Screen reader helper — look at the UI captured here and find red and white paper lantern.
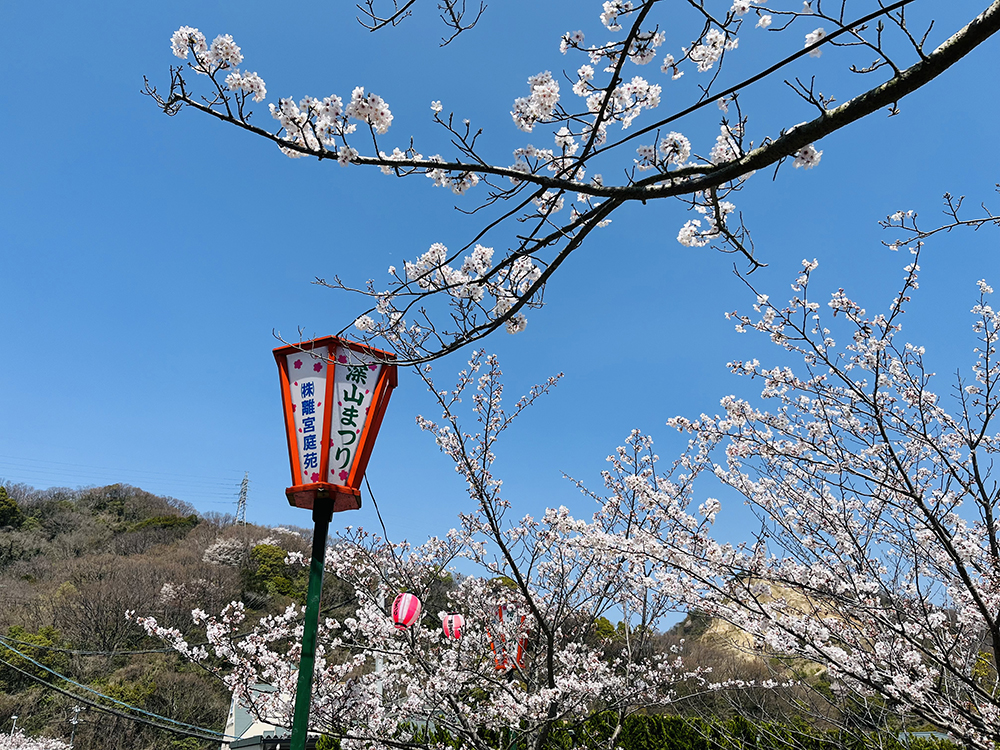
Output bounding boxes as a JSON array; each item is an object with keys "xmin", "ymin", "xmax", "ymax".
[
  {"xmin": 442, "ymin": 613, "xmax": 465, "ymax": 640},
  {"xmin": 392, "ymin": 593, "xmax": 422, "ymax": 630}
]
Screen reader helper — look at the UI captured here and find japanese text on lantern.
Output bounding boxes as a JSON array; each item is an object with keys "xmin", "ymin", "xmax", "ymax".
[
  {"xmin": 286, "ymin": 346, "xmax": 328, "ymax": 484},
  {"xmin": 329, "ymin": 348, "xmax": 382, "ymax": 485}
]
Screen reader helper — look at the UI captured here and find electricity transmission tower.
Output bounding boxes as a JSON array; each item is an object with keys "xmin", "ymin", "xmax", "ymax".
[{"xmin": 236, "ymin": 472, "xmax": 249, "ymax": 525}]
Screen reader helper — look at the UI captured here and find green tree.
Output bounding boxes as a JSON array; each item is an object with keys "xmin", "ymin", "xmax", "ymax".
[
  {"xmin": 0, "ymin": 625, "xmax": 70, "ymax": 691},
  {"xmin": 245, "ymin": 543, "xmax": 307, "ymax": 600},
  {"xmin": 0, "ymin": 486, "xmax": 25, "ymax": 529}
]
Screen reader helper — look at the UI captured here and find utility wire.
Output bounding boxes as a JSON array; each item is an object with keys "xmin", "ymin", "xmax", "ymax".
[
  {"xmin": 0, "ymin": 644, "xmax": 233, "ymax": 741},
  {"xmin": 0, "ymin": 595, "xmax": 362, "ymax": 740},
  {"xmin": 0, "ymin": 656, "xmax": 231, "ymax": 742},
  {"xmin": 0, "ymin": 634, "xmax": 181, "ymax": 656},
  {"xmin": 0, "ymin": 639, "xmax": 227, "ymax": 736},
  {"xmin": 364, "ymin": 475, "xmax": 392, "ymax": 545},
  {"xmin": 0, "ymin": 454, "xmax": 244, "ymax": 484}
]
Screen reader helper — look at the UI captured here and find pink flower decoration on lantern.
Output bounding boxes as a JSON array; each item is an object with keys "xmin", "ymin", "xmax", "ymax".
[
  {"xmin": 339, "ymin": 470, "xmax": 349, "ymax": 481},
  {"xmin": 314, "ymin": 362, "xmax": 323, "ymax": 372},
  {"xmin": 294, "ymin": 360, "xmax": 303, "ymax": 369},
  {"xmin": 310, "ymin": 472, "xmax": 320, "ymax": 482}
]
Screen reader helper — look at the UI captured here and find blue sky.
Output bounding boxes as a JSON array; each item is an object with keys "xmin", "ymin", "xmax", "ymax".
[{"xmin": 1, "ymin": 1, "xmax": 998, "ymax": 555}]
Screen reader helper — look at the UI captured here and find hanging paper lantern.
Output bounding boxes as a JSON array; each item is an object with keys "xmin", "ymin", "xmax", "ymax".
[
  {"xmin": 442, "ymin": 613, "xmax": 465, "ymax": 640},
  {"xmin": 392, "ymin": 593, "xmax": 422, "ymax": 630}
]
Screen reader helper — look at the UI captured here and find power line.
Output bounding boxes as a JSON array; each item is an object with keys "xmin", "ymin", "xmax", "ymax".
[
  {"xmin": 0, "ymin": 597, "xmax": 360, "ymax": 741},
  {"xmin": 0, "ymin": 642, "xmax": 233, "ymax": 741},
  {"xmin": 0, "ymin": 454, "xmax": 244, "ymax": 484},
  {"xmin": 0, "ymin": 656, "xmax": 231, "ymax": 742},
  {"xmin": 0, "ymin": 463, "xmax": 249, "ymax": 510},
  {"xmin": 0, "ymin": 634, "xmax": 179, "ymax": 656},
  {"xmin": 0, "ymin": 458, "xmax": 246, "ymax": 500},
  {"xmin": 0, "ymin": 468, "xmax": 243, "ymax": 497}
]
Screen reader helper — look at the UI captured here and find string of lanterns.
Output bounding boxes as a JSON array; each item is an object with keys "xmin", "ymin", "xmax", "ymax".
[
  {"xmin": 391, "ymin": 592, "xmax": 464, "ymax": 639},
  {"xmin": 389, "ymin": 593, "xmax": 526, "ymax": 671}
]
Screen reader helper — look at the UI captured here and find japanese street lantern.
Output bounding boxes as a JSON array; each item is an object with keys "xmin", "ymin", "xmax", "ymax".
[
  {"xmin": 274, "ymin": 336, "xmax": 397, "ymax": 512},
  {"xmin": 442, "ymin": 613, "xmax": 465, "ymax": 640},
  {"xmin": 392, "ymin": 593, "xmax": 422, "ymax": 630}
]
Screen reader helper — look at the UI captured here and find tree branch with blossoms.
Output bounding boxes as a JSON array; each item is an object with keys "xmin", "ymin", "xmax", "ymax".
[
  {"xmin": 145, "ymin": 1, "xmax": 1000, "ymax": 363},
  {"xmin": 881, "ymin": 188, "xmax": 1000, "ymax": 249},
  {"xmin": 562, "ymin": 248, "xmax": 1000, "ymax": 749}
]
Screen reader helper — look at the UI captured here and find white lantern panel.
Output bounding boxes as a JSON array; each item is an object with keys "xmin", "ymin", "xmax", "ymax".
[
  {"xmin": 328, "ymin": 346, "xmax": 383, "ymax": 484},
  {"xmin": 286, "ymin": 346, "xmax": 329, "ymax": 484}
]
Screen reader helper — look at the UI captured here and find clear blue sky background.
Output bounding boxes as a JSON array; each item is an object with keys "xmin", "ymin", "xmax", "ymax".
[{"xmin": 1, "ymin": 2, "xmax": 997, "ymax": 555}]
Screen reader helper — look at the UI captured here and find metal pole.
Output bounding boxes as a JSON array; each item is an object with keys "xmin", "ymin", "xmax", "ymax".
[
  {"xmin": 70, "ymin": 705, "xmax": 80, "ymax": 749},
  {"xmin": 375, "ymin": 586, "xmax": 384, "ymax": 702},
  {"xmin": 290, "ymin": 497, "xmax": 334, "ymax": 750}
]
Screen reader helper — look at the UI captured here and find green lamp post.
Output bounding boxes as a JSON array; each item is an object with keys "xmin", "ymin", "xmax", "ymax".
[{"xmin": 273, "ymin": 336, "xmax": 397, "ymax": 750}]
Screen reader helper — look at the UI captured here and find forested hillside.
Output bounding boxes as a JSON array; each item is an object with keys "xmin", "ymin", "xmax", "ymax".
[
  {"xmin": 0, "ymin": 482, "xmax": 944, "ymax": 750},
  {"xmin": 0, "ymin": 481, "xmax": 333, "ymax": 750}
]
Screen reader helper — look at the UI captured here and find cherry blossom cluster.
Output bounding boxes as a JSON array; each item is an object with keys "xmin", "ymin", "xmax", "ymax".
[
  {"xmin": 3, "ymin": 731, "xmax": 70, "ymax": 750},
  {"xmin": 634, "ymin": 131, "xmax": 691, "ymax": 172},
  {"xmin": 688, "ymin": 29, "xmax": 739, "ymax": 73},
  {"xmin": 365, "ymin": 243, "xmax": 542, "ymax": 342},
  {"xmin": 511, "ymin": 72, "xmax": 561, "ymax": 133},
  {"xmin": 424, "ymin": 155, "xmax": 481, "ymax": 194},
  {"xmin": 170, "ymin": 26, "xmax": 265, "ymax": 102},
  {"xmin": 170, "ymin": 27, "xmax": 396, "ymax": 159},
  {"xmin": 793, "ymin": 142, "xmax": 822, "ymax": 168},
  {"xmin": 676, "ymin": 192, "xmax": 737, "ymax": 248},
  {"xmin": 567, "ymin": 255, "xmax": 1000, "ymax": 750}
]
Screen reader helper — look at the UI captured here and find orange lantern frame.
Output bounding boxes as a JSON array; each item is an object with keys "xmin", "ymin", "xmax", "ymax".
[{"xmin": 274, "ymin": 336, "xmax": 397, "ymax": 513}]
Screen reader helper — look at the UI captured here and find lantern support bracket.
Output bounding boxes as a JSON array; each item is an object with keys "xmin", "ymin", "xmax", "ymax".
[{"xmin": 290, "ymin": 496, "xmax": 334, "ymax": 750}]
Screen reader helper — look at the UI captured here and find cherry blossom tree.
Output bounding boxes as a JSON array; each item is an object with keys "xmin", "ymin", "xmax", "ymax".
[
  {"xmin": 135, "ymin": 354, "xmax": 706, "ymax": 750},
  {"xmin": 561, "ymin": 249, "xmax": 1000, "ymax": 749},
  {"xmin": 134, "ymin": 222, "xmax": 1000, "ymax": 747},
  {"xmin": 146, "ymin": 2, "xmax": 1000, "ymax": 362}
]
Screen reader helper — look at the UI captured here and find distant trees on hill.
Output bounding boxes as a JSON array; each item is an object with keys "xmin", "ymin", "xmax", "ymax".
[{"xmin": 0, "ymin": 481, "xmax": 324, "ymax": 750}]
